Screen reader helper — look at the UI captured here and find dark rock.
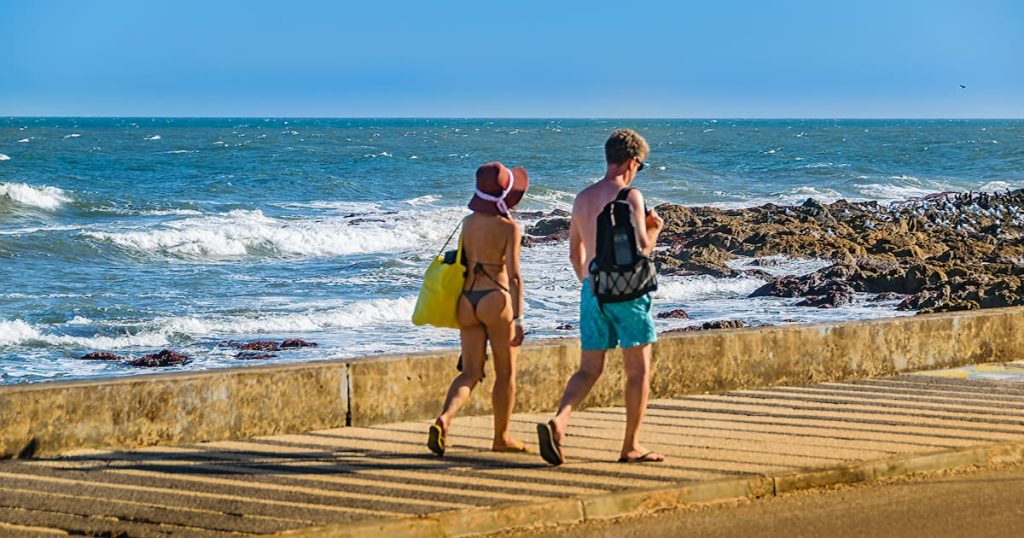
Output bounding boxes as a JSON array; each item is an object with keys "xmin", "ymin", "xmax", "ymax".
[
  {"xmin": 687, "ymin": 320, "xmax": 746, "ymax": 330},
  {"xmin": 523, "ymin": 217, "xmax": 572, "ymax": 247},
  {"xmin": 239, "ymin": 340, "xmax": 281, "ymax": 351},
  {"xmin": 555, "ymin": 324, "xmax": 574, "ymax": 330},
  {"xmin": 527, "ymin": 217, "xmax": 571, "ymax": 237},
  {"xmin": 79, "ymin": 351, "xmax": 124, "ymax": 361},
  {"xmin": 750, "ymin": 275, "xmax": 808, "ymax": 298},
  {"xmin": 281, "ymin": 338, "xmax": 318, "ymax": 348},
  {"xmin": 656, "ymin": 308, "xmax": 689, "ymax": 319},
  {"xmin": 129, "ymin": 349, "xmax": 190, "ymax": 367},
  {"xmin": 796, "ymin": 290, "xmax": 855, "ymax": 308},
  {"xmin": 868, "ymin": 292, "xmax": 904, "ymax": 302}
]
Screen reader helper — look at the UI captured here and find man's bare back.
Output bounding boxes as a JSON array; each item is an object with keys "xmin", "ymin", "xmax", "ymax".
[{"xmin": 569, "ymin": 179, "xmax": 661, "ymax": 282}]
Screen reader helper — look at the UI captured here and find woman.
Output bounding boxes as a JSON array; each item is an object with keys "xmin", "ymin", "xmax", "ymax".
[{"xmin": 428, "ymin": 162, "xmax": 529, "ymax": 455}]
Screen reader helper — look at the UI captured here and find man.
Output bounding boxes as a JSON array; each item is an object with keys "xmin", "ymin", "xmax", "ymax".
[{"xmin": 537, "ymin": 128, "xmax": 664, "ymax": 465}]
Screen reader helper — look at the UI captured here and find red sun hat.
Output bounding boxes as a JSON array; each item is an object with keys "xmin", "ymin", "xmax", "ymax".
[{"xmin": 468, "ymin": 162, "xmax": 529, "ymax": 216}]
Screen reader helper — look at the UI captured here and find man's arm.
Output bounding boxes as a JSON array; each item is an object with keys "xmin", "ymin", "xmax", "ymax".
[
  {"xmin": 568, "ymin": 201, "xmax": 586, "ymax": 282},
  {"xmin": 628, "ymin": 189, "xmax": 662, "ymax": 255}
]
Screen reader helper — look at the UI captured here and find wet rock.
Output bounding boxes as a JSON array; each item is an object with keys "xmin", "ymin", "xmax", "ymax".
[
  {"xmin": 239, "ymin": 340, "xmax": 281, "ymax": 351},
  {"xmin": 796, "ymin": 290, "xmax": 855, "ymax": 308},
  {"xmin": 527, "ymin": 217, "xmax": 571, "ymax": 237},
  {"xmin": 692, "ymin": 320, "xmax": 746, "ymax": 330},
  {"xmin": 656, "ymin": 308, "xmax": 689, "ymax": 319},
  {"xmin": 750, "ymin": 275, "xmax": 809, "ymax": 298},
  {"xmin": 129, "ymin": 350, "xmax": 190, "ymax": 367},
  {"xmin": 555, "ymin": 324, "xmax": 574, "ymax": 330},
  {"xmin": 79, "ymin": 351, "xmax": 124, "ymax": 361},
  {"xmin": 523, "ymin": 217, "xmax": 571, "ymax": 246},
  {"xmin": 868, "ymin": 292, "xmax": 904, "ymax": 302},
  {"xmin": 280, "ymin": 338, "xmax": 318, "ymax": 348}
]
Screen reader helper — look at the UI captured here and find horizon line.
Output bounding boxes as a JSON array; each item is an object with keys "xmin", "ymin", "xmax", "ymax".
[{"xmin": 4, "ymin": 115, "xmax": 1024, "ymax": 121}]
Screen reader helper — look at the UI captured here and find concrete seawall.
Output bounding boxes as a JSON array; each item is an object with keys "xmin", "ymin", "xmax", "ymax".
[{"xmin": 3, "ymin": 307, "xmax": 1023, "ymax": 458}]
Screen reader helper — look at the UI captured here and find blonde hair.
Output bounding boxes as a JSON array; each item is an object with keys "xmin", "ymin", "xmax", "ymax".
[{"xmin": 604, "ymin": 128, "xmax": 649, "ymax": 164}]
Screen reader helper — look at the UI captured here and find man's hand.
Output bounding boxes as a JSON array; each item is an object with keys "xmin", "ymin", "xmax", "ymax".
[{"xmin": 645, "ymin": 208, "xmax": 664, "ymax": 237}]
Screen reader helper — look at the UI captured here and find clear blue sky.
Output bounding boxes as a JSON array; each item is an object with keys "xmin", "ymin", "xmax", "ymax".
[{"xmin": 2, "ymin": 0, "xmax": 1022, "ymax": 117}]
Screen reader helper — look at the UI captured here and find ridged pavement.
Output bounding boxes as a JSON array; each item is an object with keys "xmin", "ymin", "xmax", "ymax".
[{"xmin": 3, "ymin": 372, "xmax": 1024, "ymax": 536}]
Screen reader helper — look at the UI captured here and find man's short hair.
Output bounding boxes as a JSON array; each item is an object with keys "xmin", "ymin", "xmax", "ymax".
[{"xmin": 604, "ymin": 128, "xmax": 649, "ymax": 165}]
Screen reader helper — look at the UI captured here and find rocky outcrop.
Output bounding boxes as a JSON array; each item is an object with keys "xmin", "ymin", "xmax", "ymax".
[
  {"xmin": 653, "ymin": 189, "xmax": 1024, "ymax": 313},
  {"xmin": 129, "ymin": 350, "xmax": 190, "ymax": 367},
  {"xmin": 656, "ymin": 308, "xmax": 689, "ymax": 319}
]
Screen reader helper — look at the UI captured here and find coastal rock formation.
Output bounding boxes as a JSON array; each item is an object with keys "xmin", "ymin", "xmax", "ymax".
[
  {"xmin": 654, "ymin": 190, "xmax": 1024, "ymax": 313},
  {"xmin": 221, "ymin": 339, "xmax": 319, "ymax": 356},
  {"xmin": 523, "ymin": 217, "xmax": 571, "ymax": 246},
  {"xmin": 281, "ymin": 338, "xmax": 318, "ymax": 348},
  {"xmin": 239, "ymin": 340, "xmax": 281, "ymax": 351},
  {"xmin": 129, "ymin": 350, "xmax": 190, "ymax": 367},
  {"xmin": 656, "ymin": 308, "xmax": 690, "ymax": 319},
  {"xmin": 661, "ymin": 319, "xmax": 748, "ymax": 335},
  {"xmin": 523, "ymin": 189, "xmax": 1024, "ymax": 314}
]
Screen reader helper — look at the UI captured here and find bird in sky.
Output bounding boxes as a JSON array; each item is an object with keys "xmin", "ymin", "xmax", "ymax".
[{"xmin": 960, "ymin": 84, "xmax": 967, "ymax": 89}]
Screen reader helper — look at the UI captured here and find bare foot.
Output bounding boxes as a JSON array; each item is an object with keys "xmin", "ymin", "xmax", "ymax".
[
  {"xmin": 492, "ymin": 438, "xmax": 530, "ymax": 453},
  {"xmin": 618, "ymin": 447, "xmax": 665, "ymax": 463}
]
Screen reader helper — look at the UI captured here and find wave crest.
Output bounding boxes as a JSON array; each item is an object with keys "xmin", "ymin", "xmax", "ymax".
[
  {"xmin": 0, "ymin": 183, "xmax": 72, "ymax": 211},
  {"xmin": 83, "ymin": 208, "xmax": 463, "ymax": 261}
]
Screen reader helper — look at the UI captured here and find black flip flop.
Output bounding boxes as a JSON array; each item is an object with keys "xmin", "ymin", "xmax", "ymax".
[
  {"xmin": 427, "ymin": 420, "xmax": 446, "ymax": 456},
  {"xmin": 536, "ymin": 420, "xmax": 564, "ymax": 466},
  {"xmin": 617, "ymin": 451, "xmax": 665, "ymax": 463}
]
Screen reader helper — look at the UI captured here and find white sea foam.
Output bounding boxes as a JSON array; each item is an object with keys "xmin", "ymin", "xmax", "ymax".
[
  {"xmin": 161, "ymin": 297, "xmax": 416, "ymax": 335},
  {"xmin": 0, "ymin": 183, "xmax": 72, "ymax": 211},
  {"xmin": 160, "ymin": 150, "xmax": 198, "ymax": 154},
  {"xmin": 145, "ymin": 135, "xmax": 161, "ymax": 141},
  {"xmin": 857, "ymin": 183, "xmax": 943, "ymax": 201},
  {"xmin": 64, "ymin": 133, "xmax": 81, "ymax": 139},
  {"xmin": 0, "ymin": 154, "xmax": 10, "ymax": 161},
  {"xmin": 981, "ymin": 181, "xmax": 1014, "ymax": 191},
  {"xmin": 727, "ymin": 255, "xmax": 831, "ymax": 277},
  {"xmin": 709, "ymin": 186, "xmax": 847, "ymax": 209},
  {"xmin": 654, "ymin": 275, "xmax": 765, "ymax": 301},
  {"xmin": 0, "ymin": 297, "xmax": 416, "ymax": 350},
  {"xmin": 0, "ymin": 320, "xmax": 39, "ymax": 346},
  {"xmin": 17, "ymin": 138, "xmax": 30, "ymax": 143},
  {"xmin": 82, "ymin": 207, "xmax": 464, "ymax": 261}
]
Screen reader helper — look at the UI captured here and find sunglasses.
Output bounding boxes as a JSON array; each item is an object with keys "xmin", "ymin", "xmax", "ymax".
[{"xmin": 636, "ymin": 159, "xmax": 646, "ymax": 172}]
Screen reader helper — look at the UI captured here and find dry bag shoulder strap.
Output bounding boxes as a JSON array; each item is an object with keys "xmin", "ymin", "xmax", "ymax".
[{"xmin": 435, "ymin": 221, "xmax": 462, "ymax": 258}]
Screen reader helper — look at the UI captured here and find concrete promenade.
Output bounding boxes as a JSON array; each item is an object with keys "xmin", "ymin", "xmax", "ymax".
[{"xmin": 3, "ymin": 366, "xmax": 1024, "ymax": 536}]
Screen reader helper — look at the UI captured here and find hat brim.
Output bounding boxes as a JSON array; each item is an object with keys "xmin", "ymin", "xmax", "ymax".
[{"xmin": 468, "ymin": 166, "xmax": 530, "ymax": 215}]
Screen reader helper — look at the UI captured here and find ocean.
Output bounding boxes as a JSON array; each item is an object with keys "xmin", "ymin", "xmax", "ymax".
[{"xmin": 1, "ymin": 118, "xmax": 1022, "ymax": 384}]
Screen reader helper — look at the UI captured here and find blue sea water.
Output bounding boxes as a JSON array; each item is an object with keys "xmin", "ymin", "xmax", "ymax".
[{"xmin": 1, "ymin": 118, "xmax": 1023, "ymax": 384}]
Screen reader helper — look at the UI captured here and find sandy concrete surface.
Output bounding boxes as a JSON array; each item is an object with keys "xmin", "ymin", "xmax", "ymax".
[
  {"xmin": 510, "ymin": 462, "xmax": 1024, "ymax": 538},
  {"xmin": 2, "ymin": 372, "xmax": 1024, "ymax": 536}
]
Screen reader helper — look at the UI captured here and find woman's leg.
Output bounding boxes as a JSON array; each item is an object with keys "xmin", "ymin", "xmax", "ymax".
[
  {"xmin": 476, "ymin": 291, "xmax": 523, "ymax": 450},
  {"xmin": 437, "ymin": 298, "xmax": 488, "ymax": 433}
]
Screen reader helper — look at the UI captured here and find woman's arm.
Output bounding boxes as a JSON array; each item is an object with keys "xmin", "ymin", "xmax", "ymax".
[{"xmin": 506, "ymin": 221, "xmax": 525, "ymax": 346}]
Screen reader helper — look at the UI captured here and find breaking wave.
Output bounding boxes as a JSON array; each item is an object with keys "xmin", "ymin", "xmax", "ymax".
[
  {"xmin": 0, "ymin": 297, "xmax": 415, "ymax": 350},
  {"xmin": 0, "ymin": 183, "xmax": 72, "ymax": 211},
  {"xmin": 82, "ymin": 207, "xmax": 464, "ymax": 261}
]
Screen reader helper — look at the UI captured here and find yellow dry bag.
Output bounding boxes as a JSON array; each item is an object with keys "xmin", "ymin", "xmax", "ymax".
[{"xmin": 412, "ymin": 225, "xmax": 465, "ymax": 329}]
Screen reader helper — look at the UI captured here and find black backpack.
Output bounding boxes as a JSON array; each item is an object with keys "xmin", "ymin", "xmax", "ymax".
[{"xmin": 588, "ymin": 187, "xmax": 658, "ymax": 305}]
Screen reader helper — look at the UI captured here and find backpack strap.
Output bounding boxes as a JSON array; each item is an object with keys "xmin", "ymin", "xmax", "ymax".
[{"xmin": 615, "ymin": 187, "xmax": 634, "ymax": 202}]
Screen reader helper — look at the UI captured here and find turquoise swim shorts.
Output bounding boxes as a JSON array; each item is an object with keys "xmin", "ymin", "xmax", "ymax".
[{"xmin": 579, "ymin": 278, "xmax": 657, "ymax": 351}]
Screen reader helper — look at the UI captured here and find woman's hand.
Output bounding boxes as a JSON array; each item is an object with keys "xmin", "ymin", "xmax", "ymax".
[{"xmin": 510, "ymin": 321, "xmax": 524, "ymax": 347}]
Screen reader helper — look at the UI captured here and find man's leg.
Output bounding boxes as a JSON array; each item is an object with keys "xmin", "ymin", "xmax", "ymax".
[
  {"xmin": 620, "ymin": 342, "xmax": 662, "ymax": 461},
  {"xmin": 551, "ymin": 349, "xmax": 606, "ymax": 441}
]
